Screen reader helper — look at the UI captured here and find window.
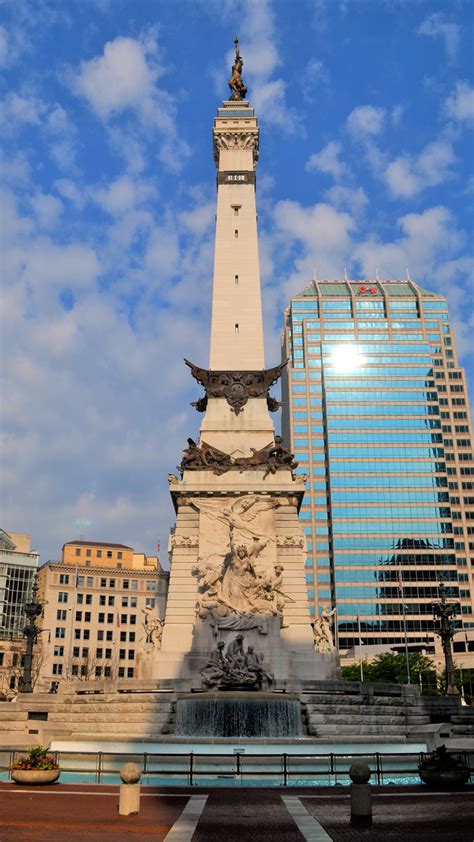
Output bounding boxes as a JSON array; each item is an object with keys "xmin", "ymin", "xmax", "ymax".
[
  {"xmin": 128, "ymin": 650, "xmax": 135, "ymax": 660},
  {"xmin": 75, "ymin": 611, "xmax": 82, "ymax": 622},
  {"xmin": 120, "ymin": 631, "xmax": 126, "ymax": 642},
  {"xmin": 59, "ymin": 574, "xmax": 69, "ymax": 585},
  {"xmin": 122, "ymin": 597, "xmax": 129, "ymax": 607},
  {"xmin": 97, "ymin": 550, "xmax": 102, "ymax": 558},
  {"xmin": 86, "ymin": 548, "xmax": 91, "ymax": 557},
  {"xmin": 146, "ymin": 598, "xmax": 156, "ymax": 609},
  {"xmin": 58, "ymin": 592, "xmax": 68, "ymax": 603},
  {"xmin": 129, "ymin": 632, "xmax": 136, "ymax": 643},
  {"xmin": 82, "ymin": 647, "xmax": 89, "ymax": 658},
  {"xmin": 52, "ymin": 663, "xmax": 63, "ymax": 675},
  {"xmin": 233, "ymin": 205, "xmax": 240, "ymax": 216},
  {"xmin": 71, "ymin": 665, "xmax": 78, "ymax": 676},
  {"xmin": 55, "ymin": 627, "xmax": 65, "ymax": 639},
  {"xmin": 104, "ymin": 666, "xmax": 111, "ymax": 678},
  {"xmin": 121, "ymin": 614, "xmax": 127, "ymax": 625},
  {"xmin": 234, "ymin": 229, "xmax": 238, "ymax": 238},
  {"xmin": 95, "ymin": 667, "xmax": 102, "ymax": 678},
  {"xmin": 106, "ymin": 631, "xmax": 113, "ymax": 641},
  {"xmin": 85, "ymin": 594, "xmax": 92, "ymax": 605},
  {"xmin": 107, "ymin": 551, "xmax": 112, "ymax": 559},
  {"xmin": 74, "ymin": 629, "xmax": 81, "ymax": 640},
  {"xmin": 131, "ymin": 580, "xmax": 138, "ymax": 591},
  {"xmin": 98, "ymin": 613, "xmax": 105, "ymax": 623},
  {"xmin": 127, "ymin": 668, "xmax": 134, "ymax": 678},
  {"xmin": 130, "ymin": 597, "xmax": 137, "ymax": 607},
  {"xmin": 119, "ymin": 649, "xmax": 126, "ymax": 660},
  {"xmin": 105, "ymin": 648, "xmax": 112, "ymax": 659},
  {"xmin": 83, "ymin": 629, "xmax": 90, "ymax": 640},
  {"xmin": 123, "ymin": 580, "xmax": 129, "ymax": 590},
  {"xmin": 84, "ymin": 612, "xmax": 91, "ymax": 623},
  {"xmin": 130, "ymin": 614, "xmax": 137, "ymax": 626},
  {"xmin": 56, "ymin": 610, "xmax": 67, "ymax": 620},
  {"xmin": 146, "ymin": 581, "xmax": 157, "ymax": 591},
  {"xmin": 77, "ymin": 593, "xmax": 84, "ymax": 604},
  {"xmin": 108, "ymin": 596, "xmax": 115, "ymax": 606},
  {"xmin": 77, "ymin": 576, "xmax": 84, "ymax": 587},
  {"xmin": 53, "ymin": 646, "xmax": 64, "ymax": 657},
  {"xmin": 118, "ymin": 667, "xmax": 125, "ymax": 678},
  {"xmin": 87, "ymin": 576, "xmax": 93, "ymax": 587},
  {"xmin": 75, "ymin": 548, "xmax": 81, "ymax": 556},
  {"xmin": 107, "ymin": 613, "xmax": 114, "ymax": 624},
  {"xmin": 109, "ymin": 579, "xmax": 115, "ymax": 588},
  {"xmin": 99, "ymin": 595, "xmax": 106, "ymax": 606},
  {"xmin": 235, "ymin": 323, "xmax": 239, "ymax": 333},
  {"xmin": 235, "ymin": 274, "xmax": 239, "ymax": 284},
  {"xmin": 97, "ymin": 630, "xmax": 104, "ymax": 641},
  {"xmin": 117, "ymin": 552, "xmax": 123, "ymax": 560},
  {"xmin": 73, "ymin": 646, "xmax": 80, "ymax": 658}
]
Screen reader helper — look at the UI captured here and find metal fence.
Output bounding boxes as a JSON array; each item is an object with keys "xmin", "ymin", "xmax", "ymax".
[{"xmin": 1, "ymin": 748, "xmax": 473, "ymax": 787}]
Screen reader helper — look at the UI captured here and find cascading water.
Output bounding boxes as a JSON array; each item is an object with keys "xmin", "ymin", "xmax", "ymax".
[{"xmin": 176, "ymin": 692, "xmax": 303, "ymax": 738}]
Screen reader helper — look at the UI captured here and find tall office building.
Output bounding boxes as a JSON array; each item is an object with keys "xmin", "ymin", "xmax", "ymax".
[
  {"xmin": 0, "ymin": 530, "xmax": 39, "ymax": 694},
  {"xmin": 281, "ymin": 279, "xmax": 474, "ymax": 661}
]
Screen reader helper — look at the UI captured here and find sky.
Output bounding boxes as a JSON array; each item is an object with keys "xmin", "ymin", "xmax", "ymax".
[{"xmin": 1, "ymin": 0, "xmax": 473, "ymax": 566}]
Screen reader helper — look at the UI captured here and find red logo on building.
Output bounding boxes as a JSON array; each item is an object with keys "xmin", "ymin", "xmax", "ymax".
[{"xmin": 358, "ymin": 284, "xmax": 377, "ymax": 295}]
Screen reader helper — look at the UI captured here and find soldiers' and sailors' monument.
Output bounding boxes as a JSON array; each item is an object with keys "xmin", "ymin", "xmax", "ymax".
[{"xmin": 151, "ymin": 38, "xmax": 337, "ymax": 709}]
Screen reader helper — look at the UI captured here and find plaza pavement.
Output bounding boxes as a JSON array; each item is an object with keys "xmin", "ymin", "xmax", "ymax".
[{"xmin": 0, "ymin": 783, "xmax": 473, "ymax": 841}]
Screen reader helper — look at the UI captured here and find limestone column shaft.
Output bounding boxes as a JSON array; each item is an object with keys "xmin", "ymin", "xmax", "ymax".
[{"xmin": 209, "ymin": 102, "xmax": 264, "ymax": 371}]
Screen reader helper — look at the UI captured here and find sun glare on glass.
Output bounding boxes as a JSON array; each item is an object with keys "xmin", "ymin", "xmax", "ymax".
[{"xmin": 329, "ymin": 344, "xmax": 366, "ymax": 373}]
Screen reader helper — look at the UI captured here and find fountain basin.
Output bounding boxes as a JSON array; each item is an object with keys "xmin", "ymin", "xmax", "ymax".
[{"xmin": 176, "ymin": 691, "xmax": 303, "ymax": 738}]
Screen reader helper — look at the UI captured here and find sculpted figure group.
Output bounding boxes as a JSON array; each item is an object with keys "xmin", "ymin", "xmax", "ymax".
[
  {"xmin": 200, "ymin": 634, "xmax": 273, "ymax": 689},
  {"xmin": 178, "ymin": 436, "xmax": 298, "ymax": 479},
  {"xmin": 192, "ymin": 523, "xmax": 292, "ymax": 622}
]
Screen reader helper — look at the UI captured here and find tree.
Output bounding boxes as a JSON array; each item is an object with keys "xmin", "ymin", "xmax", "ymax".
[{"xmin": 341, "ymin": 652, "xmax": 437, "ymax": 691}]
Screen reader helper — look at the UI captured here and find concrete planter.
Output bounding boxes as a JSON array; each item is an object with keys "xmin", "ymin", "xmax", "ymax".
[
  {"xmin": 419, "ymin": 767, "xmax": 470, "ymax": 788},
  {"xmin": 11, "ymin": 769, "xmax": 60, "ymax": 785}
]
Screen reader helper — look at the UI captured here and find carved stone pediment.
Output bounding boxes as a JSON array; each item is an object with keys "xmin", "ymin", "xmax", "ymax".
[{"xmin": 185, "ymin": 359, "xmax": 286, "ymax": 415}]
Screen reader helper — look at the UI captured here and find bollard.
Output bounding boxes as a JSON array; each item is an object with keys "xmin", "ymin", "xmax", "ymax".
[
  {"xmin": 349, "ymin": 760, "xmax": 372, "ymax": 827},
  {"xmin": 119, "ymin": 762, "xmax": 141, "ymax": 816}
]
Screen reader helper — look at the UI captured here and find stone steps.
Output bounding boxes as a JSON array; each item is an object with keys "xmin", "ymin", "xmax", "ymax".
[
  {"xmin": 312, "ymin": 723, "xmax": 406, "ymax": 737},
  {"xmin": 303, "ymin": 703, "xmax": 407, "ymax": 716},
  {"xmin": 306, "ymin": 714, "xmax": 404, "ymax": 726}
]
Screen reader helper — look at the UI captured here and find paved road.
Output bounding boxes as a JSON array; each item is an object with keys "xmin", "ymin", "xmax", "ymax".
[{"xmin": 1, "ymin": 783, "xmax": 473, "ymax": 841}]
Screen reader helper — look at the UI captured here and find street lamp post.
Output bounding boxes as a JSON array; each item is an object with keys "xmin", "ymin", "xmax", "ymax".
[
  {"xmin": 432, "ymin": 581, "xmax": 459, "ymax": 696},
  {"xmin": 18, "ymin": 577, "xmax": 42, "ymax": 694},
  {"xmin": 402, "ymin": 602, "xmax": 411, "ymax": 684}
]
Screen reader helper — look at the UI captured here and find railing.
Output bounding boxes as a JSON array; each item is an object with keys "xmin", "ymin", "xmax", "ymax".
[{"xmin": 1, "ymin": 748, "xmax": 473, "ymax": 787}]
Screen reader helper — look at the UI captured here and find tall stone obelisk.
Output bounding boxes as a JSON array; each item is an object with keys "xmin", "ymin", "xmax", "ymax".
[{"xmin": 155, "ymin": 40, "xmax": 335, "ymax": 687}]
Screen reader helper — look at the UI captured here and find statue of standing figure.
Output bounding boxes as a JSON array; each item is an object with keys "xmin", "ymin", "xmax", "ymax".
[
  {"xmin": 141, "ymin": 609, "xmax": 164, "ymax": 649},
  {"xmin": 228, "ymin": 35, "xmax": 248, "ymax": 101},
  {"xmin": 312, "ymin": 607, "xmax": 337, "ymax": 653}
]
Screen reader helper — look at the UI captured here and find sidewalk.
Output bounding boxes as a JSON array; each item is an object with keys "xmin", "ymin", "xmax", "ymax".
[{"xmin": 0, "ymin": 783, "xmax": 473, "ymax": 841}]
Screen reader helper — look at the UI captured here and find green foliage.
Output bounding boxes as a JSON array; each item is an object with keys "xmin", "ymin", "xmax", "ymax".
[
  {"xmin": 341, "ymin": 652, "xmax": 437, "ymax": 690},
  {"xmin": 11, "ymin": 745, "xmax": 59, "ymax": 771}
]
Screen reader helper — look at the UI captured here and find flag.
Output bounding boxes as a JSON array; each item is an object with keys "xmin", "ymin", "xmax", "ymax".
[
  {"xmin": 156, "ymin": 540, "xmax": 161, "ymax": 554},
  {"xmin": 397, "ymin": 574, "xmax": 403, "ymax": 593}
]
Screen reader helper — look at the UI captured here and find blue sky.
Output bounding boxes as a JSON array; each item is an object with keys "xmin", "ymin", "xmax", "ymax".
[{"xmin": 1, "ymin": 0, "xmax": 473, "ymax": 565}]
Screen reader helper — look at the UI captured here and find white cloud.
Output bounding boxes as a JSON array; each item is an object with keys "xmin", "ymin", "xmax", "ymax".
[
  {"xmin": 0, "ymin": 25, "xmax": 8, "ymax": 66},
  {"xmin": 306, "ymin": 141, "xmax": 349, "ymax": 180},
  {"xmin": 74, "ymin": 36, "xmax": 157, "ymax": 119},
  {"xmin": 418, "ymin": 13, "xmax": 460, "ymax": 62},
  {"xmin": 30, "ymin": 192, "xmax": 64, "ymax": 229},
  {"xmin": 324, "ymin": 185, "xmax": 368, "ymax": 215},
  {"xmin": 346, "ymin": 105, "xmax": 385, "ymax": 139},
  {"xmin": 92, "ymin": 176, "xmax": 157, "ymax": 216},
  {"xmin": 72, "ymin": 33, "xmax": 189, "ymax": 172},
  {"xmin": 445, "ymin": 81, "xmax": 474, "ymax": 122},
  {"xmin": 354, "ymin": 206, "xmax": 463, "ymax": 280},
  {"xmin": 0, "ymin": 92, "xmax": 45, "ymax": 131},
  {"xmin": 302, "ymin": 58, "xmax": 329, "ymax": 102},
  {"xmin": 384, "ymin": 139, "xmax": 455, "ymax": 198}
]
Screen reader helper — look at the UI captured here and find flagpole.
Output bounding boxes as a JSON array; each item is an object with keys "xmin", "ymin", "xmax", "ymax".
[
  {"xmin": 357, "ymin": 613, "xmax": 363, "ymax": 682},
  {"xmin": 399, "ymin": 573, "xmax": 411, "ymax": 684}
]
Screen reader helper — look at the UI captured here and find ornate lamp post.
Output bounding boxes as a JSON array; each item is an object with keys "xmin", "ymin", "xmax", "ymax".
[
  {"xmin": 432, "ymin": 581, "xmax": 459, "ymax": 696},
  {"xmin": 18, "ymin": 577, "xmax": 43, "ymax": 693}
]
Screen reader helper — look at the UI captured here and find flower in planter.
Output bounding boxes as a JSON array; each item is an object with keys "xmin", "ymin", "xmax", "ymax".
[
  {"xmin": 419, "ymin": 744, "xmax": 469, "ymax": 774},
  {"xmin": 11, "ymin": 745, "xmax": 59, "ymax": 771}
]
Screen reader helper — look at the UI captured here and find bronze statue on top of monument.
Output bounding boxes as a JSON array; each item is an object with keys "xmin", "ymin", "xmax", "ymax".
[{"xmin": 228, "ymin": 35, "xmax": 247, "ymax": 101}]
